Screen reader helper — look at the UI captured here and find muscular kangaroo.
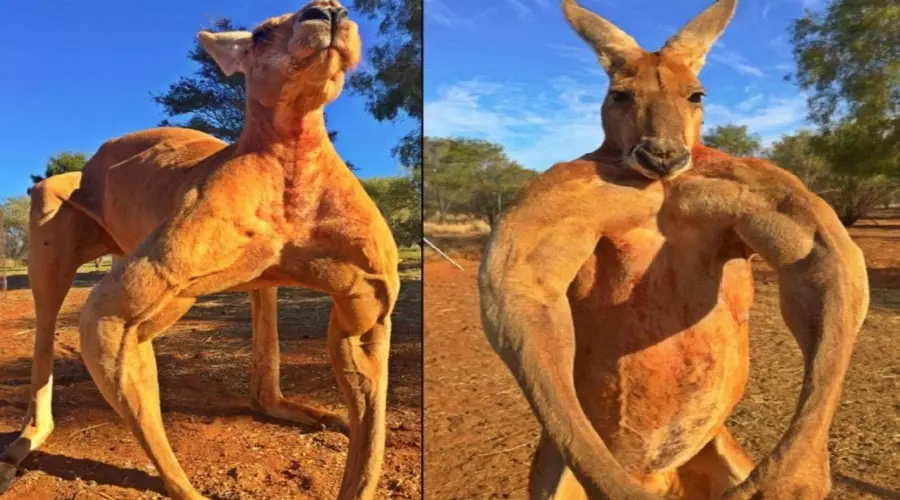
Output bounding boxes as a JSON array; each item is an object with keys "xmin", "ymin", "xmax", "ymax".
[
  {"xmin": 479, "ymin": 1, "xmax": 869, "ymax": 498},
  {"xmin": 1, "ymin": 2, "xmax": 399, "ymax": 499}
]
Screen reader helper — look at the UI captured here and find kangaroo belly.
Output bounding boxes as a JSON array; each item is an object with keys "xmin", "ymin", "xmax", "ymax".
[{"xmin": 569, "ymin": 233, "xmax": 754, "ymax": 474}]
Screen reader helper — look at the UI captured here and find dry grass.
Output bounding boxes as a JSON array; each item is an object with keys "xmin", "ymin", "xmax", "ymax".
[
  {"xmin": 424, "ymin": 217, "xmax": 491, "ymax": 263},
  {"xmin": 424, "ymin": 219, "xmax": 491, "ymax": 237}
]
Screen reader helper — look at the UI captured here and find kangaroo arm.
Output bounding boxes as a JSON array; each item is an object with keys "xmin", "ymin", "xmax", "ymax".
[
  {"xmin": 478, "ymin": 166, "xmax": 659, "ymax": 500},
  {"xmin": 733, "ymin": 187, "xmax": 869, "ymax": 490},
  {"xmin": 481, "ymin": 288, "xmax": 653, "ymax": 500}
]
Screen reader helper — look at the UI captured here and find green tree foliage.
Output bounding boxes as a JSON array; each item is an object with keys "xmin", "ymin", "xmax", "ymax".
[
  {"xmin": 424, "ymin": 137, "xmax": 536, "ymax": 226},
  {"xmin": 1, "ymin": 196, "xmax": 31, "ymax": 261},
  {"xmin": 347, "ymin": 0, "xmax": 423, "ymax": 245},
  {"xmin": 469, "ymin": 160, "xmax": 536, "ymax": 227},
  {"xmin": 152, "ymin": 18, "xmax": 343, "ymax": 149},
  {"xmin": 810, "ymin": 120, "xmax": 898, "ymax": 176},
  {"xmin": 348, "ymin": 0, "xmax": 422, "ymax": 174},
  {"xmin": 702, "ymin": 124, "xmax": 763, "ymax": 157},
  {"xmin": 362, "ymin": 176, "xmax": 421, "ymax": 247},
  {"xmin": 768, "ymin": 130, "xmax": 829, "ymax": 186},
  {"xmin": 154, "ymin": 19, "xmax": 247, "ymax": 142},
  {"xmin": 790, "ymin": 0, "xmax": 900, "ymax": 176},
  {"xmin": 769, "ymin": 131, "xmax": 898, "ymax": 226},
  {"xmin": 425, "ymin": 138, "xmax": 499, "ymax": 221},
  {"xmin": 30, "ymin": 151, "xmax": 87, "ymax": 185}
]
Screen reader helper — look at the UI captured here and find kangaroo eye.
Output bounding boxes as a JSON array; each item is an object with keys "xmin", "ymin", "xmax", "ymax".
[
  {"xmin": 688, "ymin": 91, "xmax": 705, "ymax": 104},
  {"xmin": 609, "ymin": 90, "xmax": 632, "ymax": 103}
]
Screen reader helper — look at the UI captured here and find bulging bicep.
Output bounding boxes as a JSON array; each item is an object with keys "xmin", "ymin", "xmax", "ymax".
[{"xmin": 482, "ymin": 204, "xmax": 603, "ymax": 305}]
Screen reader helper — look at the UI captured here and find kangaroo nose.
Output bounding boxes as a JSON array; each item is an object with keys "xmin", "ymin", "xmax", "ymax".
[
  {"xmin": 299, "ymin": 6, "xmax": 331, "ymax": 23},
  {"xmin": 331, "ymin": 7, "xmax": 349, "ymax": 21},
  {"xmin": 633, "ymin": 138, "xmax": 691, "ymax": 176},
  {"xmin": 299, "ymin": 6, "xmax": 348, "ymax": 24}
]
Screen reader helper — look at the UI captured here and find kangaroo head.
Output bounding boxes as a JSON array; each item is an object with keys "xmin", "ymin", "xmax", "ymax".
[
  {"xmin": 563, "ymin": 0, "xmax": 738, "ymax": 179},
  {"xmin": 198, "ymin": 0, "xmax": 361, "ymax": 113}
]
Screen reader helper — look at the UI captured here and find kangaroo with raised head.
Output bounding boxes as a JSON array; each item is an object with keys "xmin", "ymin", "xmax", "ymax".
[{"xmin": 1, "ymin": 2, "xmax": 398, "ymax": 499}]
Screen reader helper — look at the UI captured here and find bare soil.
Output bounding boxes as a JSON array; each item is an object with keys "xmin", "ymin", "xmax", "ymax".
[
  {"xmin": 424, "ymin": 214, "xmax": 900, "ymax": 499},
  {"xmin": 0, "ymin": 262, "xmax": 422, "ymax": 499}
]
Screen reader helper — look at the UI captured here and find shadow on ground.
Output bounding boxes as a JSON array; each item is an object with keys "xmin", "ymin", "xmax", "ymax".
[
  {"xmin": 835, "ymin": 473, "xmax": 900, "ymax": 500},
  {"xmin": 0, "ymin": 432, "xmax": 167, "ymax": 496}
]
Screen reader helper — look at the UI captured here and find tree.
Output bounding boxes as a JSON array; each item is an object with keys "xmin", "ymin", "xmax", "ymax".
[
  {"xmin": 152, "ymin": 18, "xmax": 346, "ymax": 159},
  {"xmin": 702, "ymin": 124, "xmax": 762, "ymax": 157},
  {"xmin": 769, "ymin": 130, "xmax": 898, "ymax": 226},
  {"xmin": 362, "ymin": 176, "xmax": 421, "ymax": 247},
  {"xmin": 154, "ymin": 19, "xmax": 246, "ymax": 142},
  {"xmin": 768, "ymin": 130, "xmax": 829, "ymax": 187},
  {"xmin": 809, "ymin": 120, "xmax": 898, "ymax": 177},
  {"xmin": 1, "ymin": 196, "xmax": 31, "ymax": 261},
  {"xmin": 469, "ymin": 161, "xmax": 536, "ymax": 227},
  {"xmin": 790, "ymin": 0, "xmax": 900, "ymax": 177},
  {"xmin": 424, "ymin": 137, "xmax": 536, "ymax": 225},
  {"xmin": 348, "ymin": 0, "xmax": 422, "ymax": 174},
  {"xmin": 424, "ymin": 137, "xmax": 499, "ymax": 221},
  {"xmin": 30, "ymin": 151, "xmax": 87, "ymax": 185},
  {"xmin": 817, "ymin": 174, "xmax": 898, "ymax": 226}
]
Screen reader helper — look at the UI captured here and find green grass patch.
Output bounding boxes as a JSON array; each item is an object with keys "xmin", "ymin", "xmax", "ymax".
[{"xmin": 399, "ymin": 245, "xmax": 422, "ymax": 280}]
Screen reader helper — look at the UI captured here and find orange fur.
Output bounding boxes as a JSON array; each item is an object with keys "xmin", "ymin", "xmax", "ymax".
[
  {"xmin": 1, "ymin": 3, "xmax": 398, "ymax": 500},
  {"xmin": 480, "ymin": 1, "xmax": 869, "ymax": 499}
]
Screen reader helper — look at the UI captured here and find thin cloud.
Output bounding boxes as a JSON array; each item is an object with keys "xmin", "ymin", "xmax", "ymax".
[
  {"xmin": 737, "ymin": 94, "xmax": 764, "ymax": 112},
  {"xmin": 425, "ymin": 75, "xmax": 608, "ymax": 171},
  {"xmin": 504, "ymin": 0, "xmax": 555, "ymax": 19},
  {"xmin": 708, "ymin": 46, "xmax": 767, "ymax": 78},
  {"xmin": 762, "ymin": 2, "xmax": 772, "ymax": 22},
  {"xmin": 424, "ymin": 0, "xmax": 465, "ymax": 28},
  {"xmin": 545, "ymin": 43, "xmax": 596, "ymax": 64},
  {"xmin": 506, "ymin": 0, "xmax": 532, "ymax": 17},
  {"xmin": 424, "ymin": 0, "xmax": 503, "ymax": 29},
  {"xmin": 705, "ymin": 94, "xmax": 809, "ymax": 145},
  {"xmin": 769, "ymin": 34, "xmax": 788, "ymax": 48}
]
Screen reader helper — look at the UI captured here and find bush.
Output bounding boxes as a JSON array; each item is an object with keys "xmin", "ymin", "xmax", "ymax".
[{"xmin": 815, "ymin": 175, "xmax": 900, "ymax": 226}]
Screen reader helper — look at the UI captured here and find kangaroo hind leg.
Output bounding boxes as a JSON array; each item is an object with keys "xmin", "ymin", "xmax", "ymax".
[{"xmin": 0, "ymin": 176, "xmax": 113, "ymax": 492}]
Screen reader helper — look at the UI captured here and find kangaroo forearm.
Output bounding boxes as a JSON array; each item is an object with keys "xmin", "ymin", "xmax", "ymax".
[
  {"xmin": 775, "ymin": 244, "xmax": 868, "ymax": 453},
  {"xmin": 486, "ymin": 293, "xmax": 654, "ymax": 500}
]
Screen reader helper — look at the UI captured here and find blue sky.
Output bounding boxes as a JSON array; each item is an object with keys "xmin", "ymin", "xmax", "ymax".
[
  {"xmin": 424, "ymin": 0, "xmax": 824, "ymax": 172},
  {"xmin": 0, "ymin": 0, "xmax": 413, "ymax": 200}
]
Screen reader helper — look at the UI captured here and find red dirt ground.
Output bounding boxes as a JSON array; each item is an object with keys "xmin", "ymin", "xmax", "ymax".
[
  {"xmin": 0, "ymin": 266, "xmax": 421, "ymax": 499},
  {"xmin": 424, "ymin": 216, "xmax": 900, "ymax": 499}
]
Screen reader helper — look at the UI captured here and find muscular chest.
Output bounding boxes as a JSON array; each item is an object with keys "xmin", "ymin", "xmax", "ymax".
[
  {"xmin": 566, "ymin": 216, "xmax": 756, "ymax": 472},
  {"xmin": 572, "ymin": 197, "xmax": 753, "ymax": 304},
  {"xmin": 567, "ymin": 213, "xmax": 755, "ymax": 354}
]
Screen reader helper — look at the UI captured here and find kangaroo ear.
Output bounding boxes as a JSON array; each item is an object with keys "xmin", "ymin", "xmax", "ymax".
[
  {"xmin": 662, "ymin": 0, "xmax": 738, "ymax": 75},
  {"xmin": 561, "ymin": 0, "xmax": 643, "ymax": 74},
  {"xmin": 198, "ymin": 31, "xmax": 253, "ymax": 76}
]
